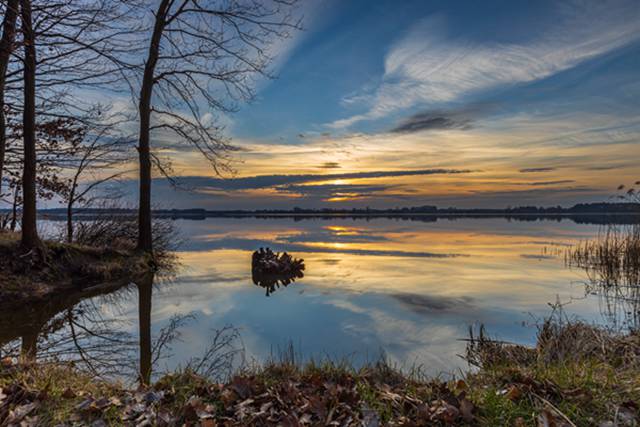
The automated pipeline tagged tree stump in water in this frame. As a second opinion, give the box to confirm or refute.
[251,248,305,296]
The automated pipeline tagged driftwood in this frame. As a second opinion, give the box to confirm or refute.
[251,248,305,296]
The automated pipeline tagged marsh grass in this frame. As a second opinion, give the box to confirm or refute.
[567,223,640,330]
[567,224,640,288]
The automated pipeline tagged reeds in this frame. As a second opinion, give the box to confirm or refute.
[567,224,640,288]
[566,224,640,330]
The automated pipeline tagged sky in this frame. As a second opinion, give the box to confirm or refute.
[75,0,640,209]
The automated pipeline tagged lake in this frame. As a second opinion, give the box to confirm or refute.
[0,216,633,382]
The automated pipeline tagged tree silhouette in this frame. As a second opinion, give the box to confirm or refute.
[131,0,301,252]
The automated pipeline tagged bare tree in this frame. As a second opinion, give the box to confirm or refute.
[133,0,301,253]
[0,0,19,199]
[19,0,42,252]
[2,110,92,231]
[1,0,141,249]
[60,122,130,243]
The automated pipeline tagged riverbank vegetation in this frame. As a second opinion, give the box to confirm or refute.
[0,212,177,305]
[0,231,153,304]
[1,317,638,426]
[567,222,640,330]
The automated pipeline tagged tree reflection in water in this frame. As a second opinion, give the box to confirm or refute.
[0,273,193,385]
[251,248,305,296]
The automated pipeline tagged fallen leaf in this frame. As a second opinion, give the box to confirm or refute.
[361,405,380,427]
[504,385,522,401]
[459,397,474,422]
[455,379,468,393]
[61,388,76,399]
[91,397,111,411]
[431,400,460,423]
[228,376,254,400]
[6,402,39,423]
[75,397,94,411]
[538,409,572,427]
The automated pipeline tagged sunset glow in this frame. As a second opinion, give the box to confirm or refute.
[130,0,640,211]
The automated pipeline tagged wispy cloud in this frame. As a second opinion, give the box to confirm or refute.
[519,167,556,173]
[330,1,640,129]
[175,168,471,191]
[390,104,491,133]
[519,180,575,186]
[318,162,341,169]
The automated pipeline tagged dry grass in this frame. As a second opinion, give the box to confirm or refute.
[566,223,640,330]
[465,314,640,426]
[0,363,124,425]
[1,318,638,426]
[567,224,640,288]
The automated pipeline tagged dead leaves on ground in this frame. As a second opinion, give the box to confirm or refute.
[0,371,481,426]
[1,369,638,426]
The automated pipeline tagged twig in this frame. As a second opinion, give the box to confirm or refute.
[532,392,577,427]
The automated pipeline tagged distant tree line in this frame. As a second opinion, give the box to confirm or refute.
[22,201,640,218]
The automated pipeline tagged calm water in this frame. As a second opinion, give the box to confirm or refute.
[0,217,631,381]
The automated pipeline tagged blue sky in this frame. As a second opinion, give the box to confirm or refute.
[231,0,638,137]
[64,0,640,209]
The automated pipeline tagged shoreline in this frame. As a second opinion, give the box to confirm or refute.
[0,231,154,307]
[0,320,637,426]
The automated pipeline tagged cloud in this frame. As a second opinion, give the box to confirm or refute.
[174,168,471,192]
[318,162,341,169]
[389,103,494,134]
[390,293,474,314]
[276,183,393,201]
[390,108,475,133]
[519,167,556,173]
[391,115,468,134]
[519,180,575,186]
[330,1,640,128]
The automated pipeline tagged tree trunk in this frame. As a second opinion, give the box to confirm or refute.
[19,0,41,251]
[20,329,38,361]
[0,0,19,198]
[136,0,170,253]
[66,200,73,243]
[10,186,18,231]
[137,273,154,385]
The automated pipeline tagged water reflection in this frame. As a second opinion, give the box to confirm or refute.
[567,224,640,330]
[251,248,305,296]
[0,278,138,376]
[0,273,181,385]
[1,217,635,379]
[138,273,153,385]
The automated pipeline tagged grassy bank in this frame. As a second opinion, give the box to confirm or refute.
[1,320,638,426]
[0,231,154,305]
